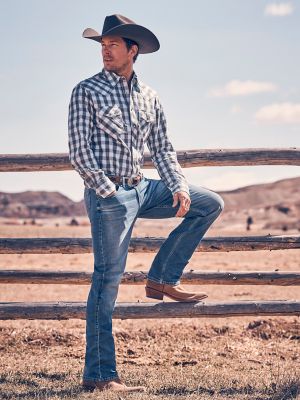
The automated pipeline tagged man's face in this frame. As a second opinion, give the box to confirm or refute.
[101,35,136,74]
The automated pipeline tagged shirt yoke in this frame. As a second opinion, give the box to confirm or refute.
[73,72,160,109]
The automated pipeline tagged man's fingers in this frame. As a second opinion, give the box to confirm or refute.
[175,195,190,217]
[172,193,179,207]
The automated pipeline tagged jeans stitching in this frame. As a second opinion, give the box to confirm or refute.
[96,211,106,380]
[147,276,180,285]
[84,189,92,220]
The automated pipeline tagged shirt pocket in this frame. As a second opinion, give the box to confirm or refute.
[96,105,125,141]
[138,109,155,141]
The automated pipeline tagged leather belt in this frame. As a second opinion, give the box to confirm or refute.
[108,173,143,187]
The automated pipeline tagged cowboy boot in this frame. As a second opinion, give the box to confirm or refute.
[145,279,208,302]
[82,377,147,393]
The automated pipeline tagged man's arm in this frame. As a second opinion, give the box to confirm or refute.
[146,97,190,196]
[68,84,116,198]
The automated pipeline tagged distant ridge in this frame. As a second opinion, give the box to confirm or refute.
[0,177,299,229]
[218,176,300,230]
[219,176,300,211]
[0,190,84,218]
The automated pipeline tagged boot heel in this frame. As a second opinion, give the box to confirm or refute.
[145,286,164,300]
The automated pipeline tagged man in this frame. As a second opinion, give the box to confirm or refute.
[68,14,224,393]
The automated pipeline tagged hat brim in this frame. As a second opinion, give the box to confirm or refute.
[82,24,160,54]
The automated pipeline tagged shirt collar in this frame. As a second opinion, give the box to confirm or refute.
[101,68,140,92]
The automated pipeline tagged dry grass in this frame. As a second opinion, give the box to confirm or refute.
[0,219,299,399]
[0,318,299,399]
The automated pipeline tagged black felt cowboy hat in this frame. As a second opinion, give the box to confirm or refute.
[82,14,160,54]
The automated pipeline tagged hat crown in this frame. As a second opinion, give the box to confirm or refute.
[102,14,135,35]
[83,13,160,54]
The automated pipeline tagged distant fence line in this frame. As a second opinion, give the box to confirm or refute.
[0,147,300,319]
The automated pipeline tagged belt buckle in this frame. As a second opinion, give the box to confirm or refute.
[122,174,141,187]
[121,176,126,186]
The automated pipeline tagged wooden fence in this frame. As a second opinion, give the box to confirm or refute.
[0,148,300,319]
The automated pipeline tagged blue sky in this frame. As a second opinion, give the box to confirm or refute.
[0,0,299,201]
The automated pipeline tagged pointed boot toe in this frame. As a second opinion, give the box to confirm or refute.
[82,378,147,393]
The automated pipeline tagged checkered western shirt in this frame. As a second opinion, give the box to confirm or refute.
[68,68,189,198]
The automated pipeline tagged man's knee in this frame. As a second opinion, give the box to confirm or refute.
[204,190,224,216]
[213,192,224,214]
[189,185,224,217]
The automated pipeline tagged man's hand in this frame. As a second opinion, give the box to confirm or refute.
[172,191,191,217]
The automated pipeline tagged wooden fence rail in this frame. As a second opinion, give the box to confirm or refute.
[1,235,300,254]
[1,148,299,320]
[0,148,300,172]
[0,300,299,320]
[1,270,300,286]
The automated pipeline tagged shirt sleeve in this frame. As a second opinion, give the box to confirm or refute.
[68,83,116,198]
[146,97,190,196]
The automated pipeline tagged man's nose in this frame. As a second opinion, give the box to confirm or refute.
[103,47,110,56]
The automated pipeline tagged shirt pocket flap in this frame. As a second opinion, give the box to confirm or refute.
[139,109,155,123]
[96,105,124,129]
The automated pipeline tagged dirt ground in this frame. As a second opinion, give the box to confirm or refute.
[0,218,299,399]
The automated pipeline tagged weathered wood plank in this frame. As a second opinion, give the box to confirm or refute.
[0,270,299,286]
[0,235,300,254]
[0,300,299,320]
[0,148,299,171]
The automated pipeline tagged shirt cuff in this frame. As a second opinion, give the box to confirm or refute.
[95,176,116,198]
[169,182,190,196]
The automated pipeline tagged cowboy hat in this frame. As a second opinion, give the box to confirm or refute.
[82,14,160,54]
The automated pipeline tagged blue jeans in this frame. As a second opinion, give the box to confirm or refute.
[83,176,224,382]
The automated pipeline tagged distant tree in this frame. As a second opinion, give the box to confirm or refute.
[70,218,79,226]
[1,196,10,207]
[246,216,253,231]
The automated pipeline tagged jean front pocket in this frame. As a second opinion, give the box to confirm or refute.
[95,186,135,212]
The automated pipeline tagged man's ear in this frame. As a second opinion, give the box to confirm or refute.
[131,44,138,58]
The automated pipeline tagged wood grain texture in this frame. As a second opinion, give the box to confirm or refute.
[0,300,299,320]
[1,236,299,254]
[0,270,299,286]
[0,148,299,171]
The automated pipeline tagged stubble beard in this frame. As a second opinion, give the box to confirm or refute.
[104,59,131,77]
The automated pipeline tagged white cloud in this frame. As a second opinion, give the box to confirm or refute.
[265,2,294,16]
[230,105,242,114]
[208,80,278,97]
[255,102,300,124]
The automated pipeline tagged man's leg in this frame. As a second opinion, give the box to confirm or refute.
[137,178,224,286]
[82,185,139,383]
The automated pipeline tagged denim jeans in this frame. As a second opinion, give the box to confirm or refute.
[82,176,224,382]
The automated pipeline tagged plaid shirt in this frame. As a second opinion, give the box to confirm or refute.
[68,68,189,198]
